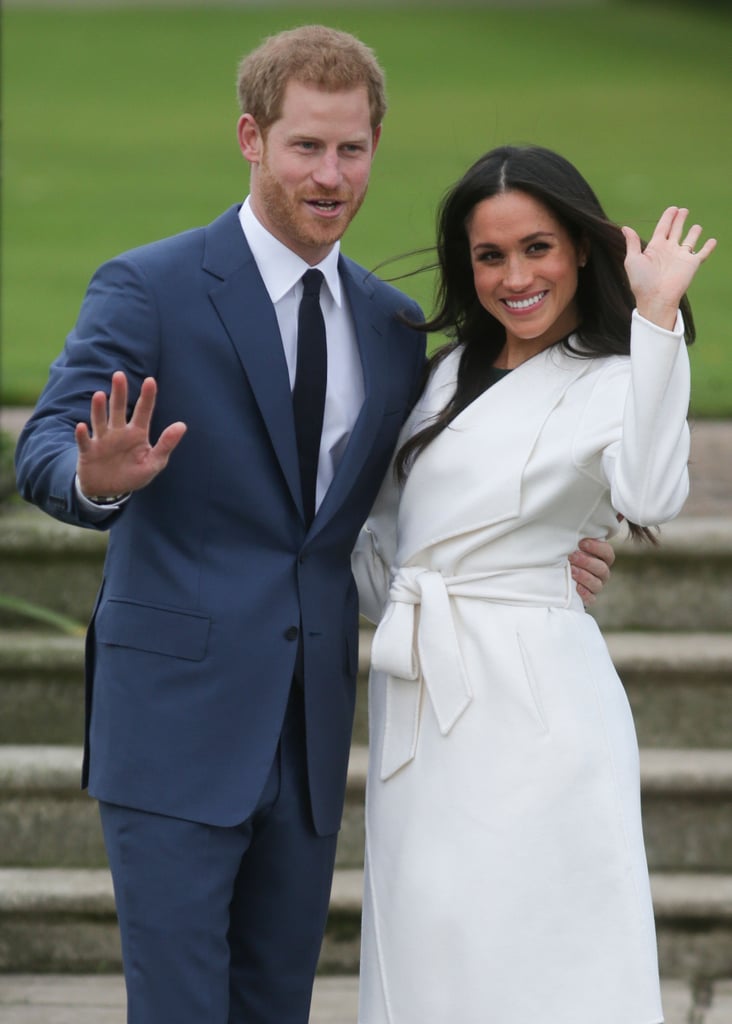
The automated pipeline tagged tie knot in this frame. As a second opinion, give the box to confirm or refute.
[301,268,324,298]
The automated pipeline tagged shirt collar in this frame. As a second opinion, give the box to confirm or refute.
[239,197,343,307]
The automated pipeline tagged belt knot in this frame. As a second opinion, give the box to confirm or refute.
[371,567,473,780]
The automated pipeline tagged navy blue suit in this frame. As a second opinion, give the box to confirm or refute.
[15,205,425,1021]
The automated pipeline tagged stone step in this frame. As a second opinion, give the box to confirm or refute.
[0,506,104,631]
[3,628,731,750]
[605,632,732,749]
[593,516,732,632]
[0,745,368,872]
[0,865,730,978]
[0,633,85,745]
[640,750,732,874]
[1,506,731,632]
[2,745,731,875]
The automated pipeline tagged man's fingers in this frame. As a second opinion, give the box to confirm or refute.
[129,377,158,431]
[570,563,602,596]
[107,371,129,430]
[154,422,188,461]
[88,390,112,439]
[578,536,616,569]
[75,421,92,452]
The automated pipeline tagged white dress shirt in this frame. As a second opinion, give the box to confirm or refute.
[239,197,365,512]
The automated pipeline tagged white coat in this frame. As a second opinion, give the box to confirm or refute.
[353,311,690,1024]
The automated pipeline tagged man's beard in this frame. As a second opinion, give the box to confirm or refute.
[256,161,367,253]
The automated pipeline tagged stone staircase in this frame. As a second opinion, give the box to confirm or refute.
[0,503,731,982]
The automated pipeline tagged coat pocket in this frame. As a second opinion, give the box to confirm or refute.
[516,632,550,735]
[95,599,210,662]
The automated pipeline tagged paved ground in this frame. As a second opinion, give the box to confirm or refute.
[0,975,358,1023]
[2,974,732,1024]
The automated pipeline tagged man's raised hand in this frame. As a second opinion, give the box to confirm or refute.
[75,371,187,500]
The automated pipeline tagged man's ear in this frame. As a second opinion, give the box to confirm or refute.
[237,114,262,165]
[371,123,383,159]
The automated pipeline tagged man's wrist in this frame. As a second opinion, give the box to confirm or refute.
[86,492,130,505]
[74,475,131,510]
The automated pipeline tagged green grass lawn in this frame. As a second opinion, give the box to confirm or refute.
[3,1,731,413]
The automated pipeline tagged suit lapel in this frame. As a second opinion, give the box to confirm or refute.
[203,207,303,518]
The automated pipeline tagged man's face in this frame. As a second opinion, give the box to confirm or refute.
[239,81,381,264]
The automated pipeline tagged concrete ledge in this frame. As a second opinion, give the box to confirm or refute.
[641,749,732,794]
[3,745,732,871]
[4,627,727,748]
[0,634,85,745]
[0,633,83,673]
[0,746,84,792]
[2,505,732,630]
[5,744,732,798]
[608,632,732,675]
[358,627,732,673]
[653,876,732,978]
[639,753,732,873]
[652,874,732,919]
[0,506,107,555]
[593,522,732,631]
[0,868,114,915]
[613,517,732,557]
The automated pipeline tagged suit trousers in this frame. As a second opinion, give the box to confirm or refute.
[98,682,339,1024]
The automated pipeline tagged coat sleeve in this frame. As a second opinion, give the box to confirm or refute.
[573,310,690,526]
[352,460,404,624]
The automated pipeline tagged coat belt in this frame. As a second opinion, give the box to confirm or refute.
[370,564,577,780]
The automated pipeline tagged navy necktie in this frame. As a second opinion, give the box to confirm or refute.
[293,269,327,526]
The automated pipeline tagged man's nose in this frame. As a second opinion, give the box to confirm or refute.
[312,152,343,189]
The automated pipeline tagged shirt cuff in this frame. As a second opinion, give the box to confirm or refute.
[74,475,131,517]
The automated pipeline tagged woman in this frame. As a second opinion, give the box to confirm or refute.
[353,145,715,1024]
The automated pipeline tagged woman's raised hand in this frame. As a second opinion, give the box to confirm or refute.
[622,206,716,330]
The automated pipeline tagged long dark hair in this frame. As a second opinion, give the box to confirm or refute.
[396,145,695,543]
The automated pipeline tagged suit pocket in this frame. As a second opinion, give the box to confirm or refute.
[96,599,210,662]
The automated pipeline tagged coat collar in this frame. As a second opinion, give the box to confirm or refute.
[397,342,594,562]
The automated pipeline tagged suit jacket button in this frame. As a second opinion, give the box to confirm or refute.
[284,626,299,641]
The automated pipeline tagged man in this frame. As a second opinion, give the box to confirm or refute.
[15,25,612,1024]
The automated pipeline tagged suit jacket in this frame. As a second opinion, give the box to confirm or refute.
[15,204,425,835]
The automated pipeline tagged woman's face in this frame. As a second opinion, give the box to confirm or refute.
[466,189,586,367]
